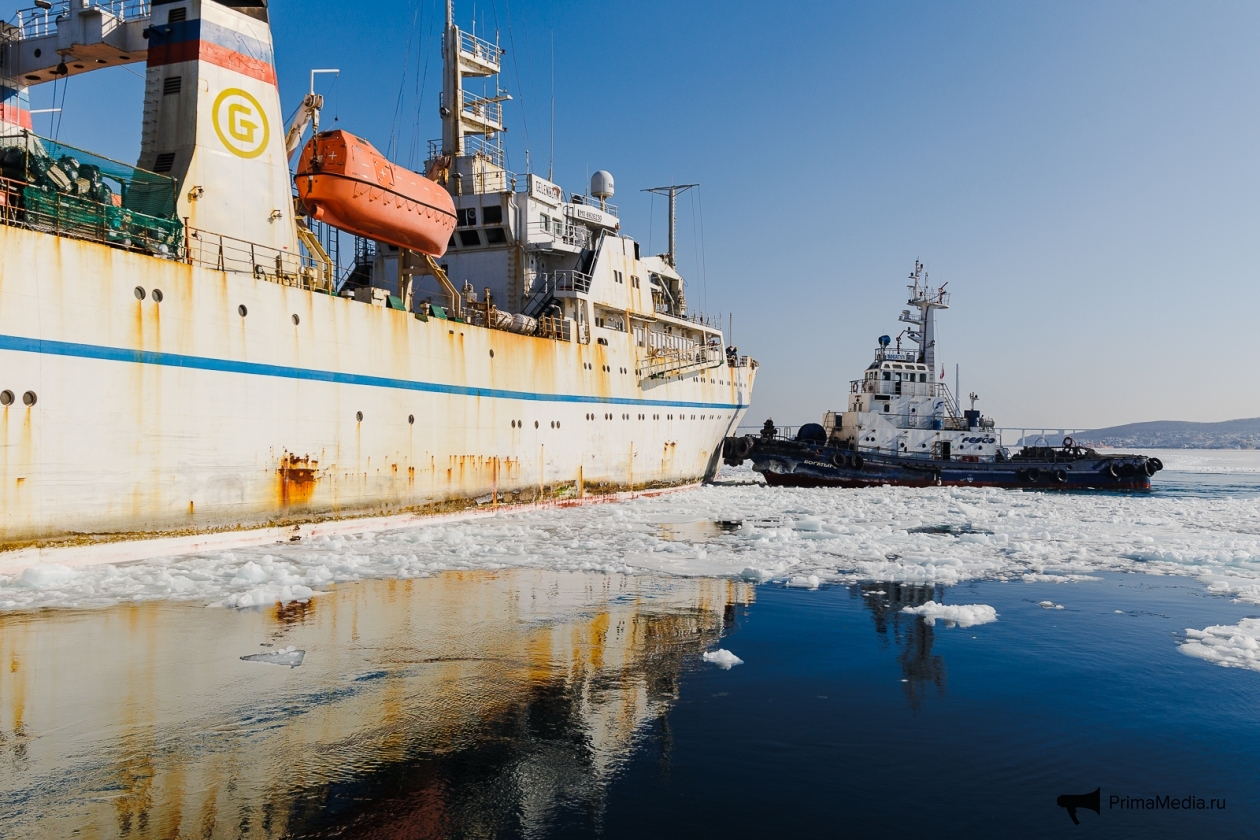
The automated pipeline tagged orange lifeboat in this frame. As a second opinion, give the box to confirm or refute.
[295,130,456,257]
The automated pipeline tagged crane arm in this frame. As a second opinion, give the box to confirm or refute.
[284,93,324,159]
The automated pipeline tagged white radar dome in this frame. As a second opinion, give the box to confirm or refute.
[590,170,615,200]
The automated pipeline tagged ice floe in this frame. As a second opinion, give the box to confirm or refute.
[240,646,305,668]
[702,649,744,669]
[1038,601,1065,610]
[1180,619,1260,672]
[901,602,998,628]
[2,453,1260,611]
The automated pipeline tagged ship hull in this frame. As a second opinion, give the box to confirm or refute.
[731,439,1156,491]
[0,226,754,552]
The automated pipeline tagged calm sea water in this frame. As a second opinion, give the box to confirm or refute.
[2,453,1259,838]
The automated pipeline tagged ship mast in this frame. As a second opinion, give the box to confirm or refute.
[898,260,950,372]
[642,183,697,268]
[439,3,506,196]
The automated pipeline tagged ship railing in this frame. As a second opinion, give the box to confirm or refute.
[568,193,618,218]
[554,269,592,294]
[461,134,505,168]
[458,29,500,67]
[459,90,503,128]
[735,424,799,442]
[8,3,67,40]
[185,228,334,293]
[637,344,725,381]
[450,169,517,196]
[728,354,756,369]
[87,0,150,21]
[0,171,184,258]
[536,315,571,342]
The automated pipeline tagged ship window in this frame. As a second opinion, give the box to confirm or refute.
[884,405,890,413]
[882,372,890,380]
[894,373,901,382]
[167,7,186,23]
[540,213,550,232]
[892,364,902,369]
[457,208,476,227]
[153,152,176,172]
[458,229,481,247]
[919,374,927,382]
[163,76,182,95]
[485,227,507,244]
[482,205,503,224]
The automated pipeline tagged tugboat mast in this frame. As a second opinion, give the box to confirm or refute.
[898,260,950,372]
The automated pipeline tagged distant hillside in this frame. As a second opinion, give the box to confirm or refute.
[1076,418,1260,450]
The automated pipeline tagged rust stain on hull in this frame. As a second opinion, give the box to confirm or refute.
[277,452,320,508]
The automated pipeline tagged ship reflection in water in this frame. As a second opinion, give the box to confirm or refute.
[854,581,948,712]
[0,571,753,838]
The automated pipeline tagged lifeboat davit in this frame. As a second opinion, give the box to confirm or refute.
[295,130,456,257]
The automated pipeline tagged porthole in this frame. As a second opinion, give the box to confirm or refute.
[408,414,415,425]
[0,390,12,406]
[22,391,37,406]
[556,421,560,428]
[489,349,495,358]
[355,410,363,422]
[151,289,164,303]
[535,421,539,428]
[238,305,248,317]
[292,314,300,325]
[134,286,145,300]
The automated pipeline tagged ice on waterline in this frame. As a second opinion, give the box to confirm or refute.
[702,649,744,669]
[902,602,998,628]
[3,454,1260,611]
[1181,619,1260,673]
[241,646,305,667]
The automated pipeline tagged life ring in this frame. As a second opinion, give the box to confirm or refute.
[1026,468,1042,483]
[1106,462,1120,479]
[1062,436,1075,449]
[851,454,865,470]
[1054,469,1068,483]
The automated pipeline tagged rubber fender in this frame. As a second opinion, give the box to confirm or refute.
[733,436,754,460]
[831,452,849,468]
[1120,462,1136,478]
[1144,460,1159,477]
[1054,469,1068,483]
[1106,462,1120,479]
[851,454,865,470]
[1150,458,1163,472]
[1026,468,1042,483]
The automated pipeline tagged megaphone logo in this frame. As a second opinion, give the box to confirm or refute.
[1057,787,1101,825]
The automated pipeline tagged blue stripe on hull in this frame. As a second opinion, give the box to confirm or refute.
[0,333,749,411]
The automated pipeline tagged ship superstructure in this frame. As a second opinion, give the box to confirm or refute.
[0,0,756,556]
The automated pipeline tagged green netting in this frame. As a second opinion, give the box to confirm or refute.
[0,130,182,254]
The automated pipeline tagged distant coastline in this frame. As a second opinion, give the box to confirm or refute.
[1077,418,1260,450]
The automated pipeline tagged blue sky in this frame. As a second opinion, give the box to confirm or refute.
[15,0,1260,429]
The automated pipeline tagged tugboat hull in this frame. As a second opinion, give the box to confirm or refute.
[726,438,1159,491]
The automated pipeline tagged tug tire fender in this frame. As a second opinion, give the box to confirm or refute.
[1145,460,1159,477]
[1106,462,1120,479]
[1054,469,1068,484]
[851,454,865,470]
[1026,468,1042,483]
[1150,458,1163,472]
[831,452,849,468]
[732,436,754,460]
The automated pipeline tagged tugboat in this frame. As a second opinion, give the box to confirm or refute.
[723,262,1161,490]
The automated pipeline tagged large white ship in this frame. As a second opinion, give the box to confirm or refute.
[0,0,756,558]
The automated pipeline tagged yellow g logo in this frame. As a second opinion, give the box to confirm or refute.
[212,88,270,159]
